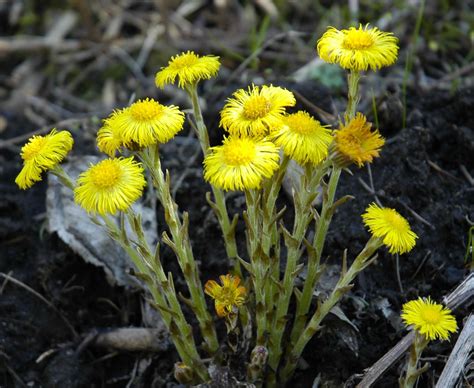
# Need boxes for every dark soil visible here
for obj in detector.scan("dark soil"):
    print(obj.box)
[1,82,473,388]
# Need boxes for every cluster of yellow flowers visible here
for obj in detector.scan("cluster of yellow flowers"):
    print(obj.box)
[14,25,418,313]
[14,23,459,386]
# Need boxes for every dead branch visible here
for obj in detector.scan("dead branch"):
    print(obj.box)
[356,272,474,387]
[435,314,474,388]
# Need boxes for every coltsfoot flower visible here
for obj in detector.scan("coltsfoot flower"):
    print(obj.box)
[112,98,184,148]
[97,111,125,157]
[203,136,280,191]
[74,157,146,215]
[16,129,73,189]
[269,111,332,166]
[317,24,399,71]
[401,297,457,341]
[220,84,296,137]
[362,203,418,254]
[333,113,385,167]
[204,274,247,317]
[155,51,220,89]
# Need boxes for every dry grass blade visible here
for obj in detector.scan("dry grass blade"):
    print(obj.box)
[0,272,78,338]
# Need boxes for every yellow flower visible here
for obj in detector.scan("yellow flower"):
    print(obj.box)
[269,111,332,165]
[362,203,418,254]
[155,51,220,89]
[204,274,247,317]
[317,24,398,71]
[15,129,73,189]
[74,157,146,215]
[112,98,184,148]
[333,113,385,167]
[203,136,280,191]
[220,84,296,137]
[401,297,457,341]
[97,112,125,157]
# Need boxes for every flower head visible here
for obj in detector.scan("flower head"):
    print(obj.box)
[74,157,146,215]
[155,51,220,89]
[269,111,332,165]
[112,98,184,148]
[362,203,418,254]
[333,113,384,167]
[203,136,280,191]
[220,84,296,137]
[16,129,73,189]
[97,112,125,157]
[401,297,457,341]
[204,274,247,317]
[317,24,399,71]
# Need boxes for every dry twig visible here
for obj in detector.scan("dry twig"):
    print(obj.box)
[356,272,474,387]
[435,314,474,388]
[0,272,78,338]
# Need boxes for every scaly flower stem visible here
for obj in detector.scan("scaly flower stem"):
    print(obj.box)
[101,214,209,381]
[399,332,429,388]
[261,155,290,331]
[267,161,328,375]
[290,166,341,346]
[244,189,267,346]
[187,85,239,269]
[51,165,75,191]
[187,85,211,155]
[140,145,219,354]
[280,237,383,383]
[347,70,361,120]
[262,155,289,255]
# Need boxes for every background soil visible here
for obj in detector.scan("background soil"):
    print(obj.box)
[1,1,473,387]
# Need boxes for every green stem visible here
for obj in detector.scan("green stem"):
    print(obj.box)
[346,70,361,120]
[102,213,209,381]
[187,85,239,266]
[261,155,290,334]
[280,237,383,383]
[187,85,211,155]
[267,162,328,374]
[289,166,341,346]
[140,145,219,354]
[245,189,267,346]
[262,154,289,255]
[51,165,75,191]
[399,332,429,388]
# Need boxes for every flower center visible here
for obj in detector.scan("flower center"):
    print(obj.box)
[285,113,318,135]
[242,95,272,120]
[421,307,442,324]
[344,133,362,148]
[170,53,199,69]
[218,286,236,305]
[384,212,407,231]
[22,136,47,161]
[90,160,122,189]
[223,139,256,166]
[129,100,163,121]
[343,29,374,50]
